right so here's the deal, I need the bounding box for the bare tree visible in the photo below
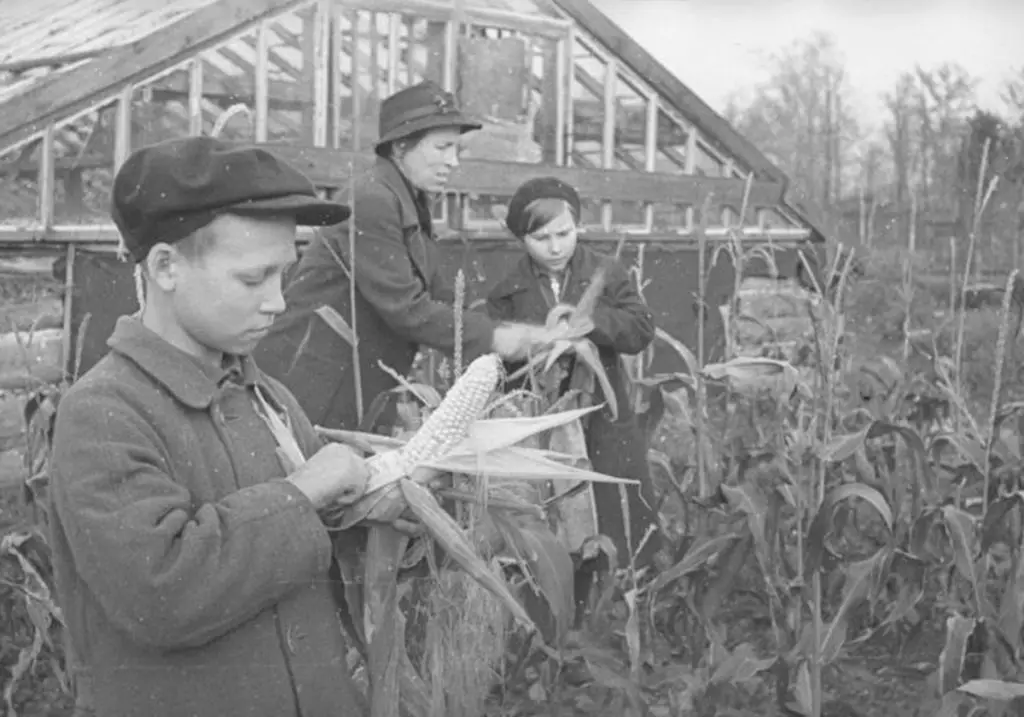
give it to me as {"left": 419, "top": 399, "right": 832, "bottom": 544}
{"left": 725, "top": 31, "right": 860, "bottom": 212}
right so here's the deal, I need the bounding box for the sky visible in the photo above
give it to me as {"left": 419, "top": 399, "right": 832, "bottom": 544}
{"left": 591, "top": 0, "right": 1024, "bottom": 132}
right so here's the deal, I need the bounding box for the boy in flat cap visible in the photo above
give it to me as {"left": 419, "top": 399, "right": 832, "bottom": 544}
{"left": 48, "top": 136, "right": 373, "bottom": 717}
{"left": 487, "top": 177, "right": 663, "bottom": 582}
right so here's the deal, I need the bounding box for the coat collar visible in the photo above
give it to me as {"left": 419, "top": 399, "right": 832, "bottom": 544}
{"left": 491, "top": 245, "right": 595, "bottom": 300}
{"left": 107, "top": 315, "right": 262, "bottom": 410}
{"left": 372, "top": 156, "right": 432, "bottom": 231}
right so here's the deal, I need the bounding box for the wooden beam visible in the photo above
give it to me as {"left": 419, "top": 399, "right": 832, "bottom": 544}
{"left": 553, "top": 0, "right": 829, "bottom": 242}
{"left": 0, "top": 0, "right": 309, "bottom": 151}
{"left": 335, "top": 0, "right": 569, "bottom": 38}
{"left": 259, "top": 144, "right": 787, "bottom": 208}
{"left": 0, "top": 223, "right": 812, "bottom": 247}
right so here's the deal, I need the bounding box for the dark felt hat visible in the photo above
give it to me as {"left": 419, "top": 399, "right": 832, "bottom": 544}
{"left": 111, "top": 136, "right": 351, "bottom": 262}
{"left": 374, "top": 80, "right": 482, "bottom": 153}
{"left": 504, "top": 177, "right": 582, "bottom": 238}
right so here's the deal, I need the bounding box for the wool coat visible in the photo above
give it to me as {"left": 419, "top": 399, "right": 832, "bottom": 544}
{"left": 253, "top": 157, "right": 496, "bottom": 432}
{"left": 47, "top": 316, "right": 366, "bottom": 717}
{"left": 486, "top": 245, "right": 662, "bottom": 567}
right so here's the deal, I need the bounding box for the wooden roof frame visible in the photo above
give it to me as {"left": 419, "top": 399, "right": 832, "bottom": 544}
{"left": 550, "top": 0, "right": 828, "bottom": 241}
{"left": 0, "top": 0, "right": 828, "bottom": 243}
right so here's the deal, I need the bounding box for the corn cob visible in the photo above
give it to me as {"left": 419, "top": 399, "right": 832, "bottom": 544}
{"left": 370, "top": 352, "right": 501, "bottom": 490}
{"left": 324, "top": 353, "right": 502, "bottom": 530}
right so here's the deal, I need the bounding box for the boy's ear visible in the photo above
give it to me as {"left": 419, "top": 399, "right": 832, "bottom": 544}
{"left": 144, "top": 243, "right": 182, "bottom": 292}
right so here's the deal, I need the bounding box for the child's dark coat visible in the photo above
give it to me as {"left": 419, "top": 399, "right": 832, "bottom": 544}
{"left": 486, "top": 245, "right": 662, "bottom": 568}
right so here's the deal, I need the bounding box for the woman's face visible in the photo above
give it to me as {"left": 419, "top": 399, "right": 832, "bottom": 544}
{"left": 395, "top": 127, "right": 463, "bottom": 193}
{"left": 522, "top": 207, "right": 578, "bottom": 275}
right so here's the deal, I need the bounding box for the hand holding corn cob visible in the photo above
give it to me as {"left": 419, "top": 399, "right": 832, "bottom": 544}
{"left": 286, "top": 442, "right": 372, "bottom": 510}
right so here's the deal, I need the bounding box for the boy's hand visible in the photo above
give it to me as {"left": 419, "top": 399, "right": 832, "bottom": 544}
{"left": 287, "top": 443, "right": 371, "bottom": 509}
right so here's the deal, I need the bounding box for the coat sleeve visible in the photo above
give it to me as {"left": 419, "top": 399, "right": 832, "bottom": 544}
{"left": 587, "top": 261, "right": 656, "bottom": 355}
{"left": 322, "top": 188, "right": 496, "bottom": 360}
{"left": 48, "top": 383, "right": 334, "bottom": 651}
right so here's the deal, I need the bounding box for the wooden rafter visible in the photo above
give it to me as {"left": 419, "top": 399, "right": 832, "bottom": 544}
{"left": 0, "top": 0, "right": 311, "bottom": 151}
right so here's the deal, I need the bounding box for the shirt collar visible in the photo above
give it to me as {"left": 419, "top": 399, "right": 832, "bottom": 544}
{"left": 106, "top": 315, "right": 262, "bottom": 410}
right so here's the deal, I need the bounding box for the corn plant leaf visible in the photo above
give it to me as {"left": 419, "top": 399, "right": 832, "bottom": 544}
{"left": 543, "top": 339, "right": 576, "bottom": 372}
{"left": 702, "top": 356, "right": 799, "bottom": 397}
{"left": 931, "top": 431, "right": 986, "bottom": 473}
{"left": 720, "top": 483, "right": 779, "bottom": 579}
{"left": 1000, "top": 546, "right": 1024, "bottom": 658}
{"left": 938, "top": 614, "right": 977, "bottom": 695}
{"left": 942, "top": 506, "right": 981, "bottom": 613}
{"left": 981, "top": 492, "right": 1024, "bottom": 555}
{"left": 806, "top": 483, "right": 894, "bottom": 574}
{"left": 819, "top": 549, "right": 890, "bottom": 665}
{"left": 572, "top": 338, "right": 618, "bottom": 421}
{"left": 424, "top": 446, "right": 639, "bottom": 485}
{"left": 655, "top": 327, "right": 700, "bottom": 380}
{"left": 792, "top": 661, "right": 813, "bottom": 716}
{"left": 463, "top": 404, "right": 601, "bottom": 453}
{"left": 698, "top": 533, "right": 754, "bottom": 624}
{"left": 314, "top": 305, "right": 357, "bottom": 348}
{"left": 819, "top": 424, "right": 871, "bottom": 463}
{"left": 644, "top": 532, "right": 741, "bottom": 596}
{"left": 492, "top": 511, "right": 575, "bottom": 647}
{"left": 503, "top": 512, "right": 577, "bottom": 647}
{"left": 957, "top": 678, "right": 1024, "bottom": 699}
{"left": 710, "top": 642, "right": 776, "bottom": 685}
{"left": 398, "top": 478, "right": 537, "bottom": 633}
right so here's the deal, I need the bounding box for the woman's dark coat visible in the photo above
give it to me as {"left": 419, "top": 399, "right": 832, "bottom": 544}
{"left": 254, "top": 157, "right": 496, "bottom": 432}
{"left": 486, "top": 245, "right": 662, "bottom": 568}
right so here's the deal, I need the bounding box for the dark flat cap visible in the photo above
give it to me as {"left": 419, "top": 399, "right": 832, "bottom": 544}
{"left": 111, "top": 136, "right": 351, "bottom": 262}
{"left": 505, "top": 177, "right": 581, "bottom": 238}
{"left": 374, "top": 80, "right": 481, "bottom": 153}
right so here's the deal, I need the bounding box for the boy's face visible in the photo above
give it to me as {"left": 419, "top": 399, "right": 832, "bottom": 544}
{"left": 160, "top": 213, "right": 298, "bottom": 363}
{"left": 522, "top": 207, "right": 578, "bottom": 274}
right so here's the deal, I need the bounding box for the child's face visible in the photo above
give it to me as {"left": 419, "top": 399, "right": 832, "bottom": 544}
{"left": 163, "top": 214, "right": 298, "bottom": 363}
{"left": 523, "top": 207, "right": 578, "bottom": 274}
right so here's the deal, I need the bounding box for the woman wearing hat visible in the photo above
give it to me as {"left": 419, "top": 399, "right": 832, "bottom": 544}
{"left": 486, "top": 177, "right": 663, "bottom": 580}
{"left": 255, "top": 80, "right": 553, "bottom": 433}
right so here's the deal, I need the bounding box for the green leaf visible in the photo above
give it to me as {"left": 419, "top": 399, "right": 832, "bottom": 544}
{"left": 806, "top": 483, "right": 894, "bottom": 574}
{"left": 942, "top": 506, "right": 980, "bottom": 611}
{"left": 702, "top": 356, "right": 799, "bottom": 397}
{"left": 314, "top": 305, "right": 358, "bottom": 347}
{"left": 792, "top": 661, "right": 813, "bottom": 716}
{"left": 464, "top": 405, "right": 602, "bottom": 453}
{"left": 427, "top": 446, "right": 640, "bottom": 485}
{"left": 710, "top": 642, "right": 776, "bottom": 685}
{"left": 981, "top": 492, "right": 1024, "bottom": 554}
{"left": 572, "top": 339, "right": 619, "bottom": 421}
{"left": 644, "top": 533, "right": 741, "bottom": 596}
{"left": 819, "top": 550, "right": 889, "bottom": 665}
{"left": 819, "top": 424, "right": 870, "bottom": 463}
{"left": 938, "top": 614, "right": 977, "bottom": 695}
{"left": 655, "top": 327, "right": 701, "bottom": 381}
{"left": 957, "top": 678, "right": 1024, "bottom": 699}
{"left": 719, "top": 483, "right": 774, "bottom": 572}
{"left": 492, "top": 511, "right": 575, "bottom": 648}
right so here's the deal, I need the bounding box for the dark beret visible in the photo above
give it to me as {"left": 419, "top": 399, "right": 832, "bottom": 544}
{"left": 111, "top": 136, "right": 351, "bottom": 262}
{"left": 504, "top": 177, "right": 581, "bottom": 238}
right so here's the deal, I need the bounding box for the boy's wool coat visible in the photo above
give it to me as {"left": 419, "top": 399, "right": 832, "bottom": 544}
{"left": 48, "top": 316, "right": 366, "bottom": 717}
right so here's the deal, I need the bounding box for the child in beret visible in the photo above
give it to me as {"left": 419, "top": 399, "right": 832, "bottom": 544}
{"left": 486, "top": 177, "right": 663, "bottom": 586}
